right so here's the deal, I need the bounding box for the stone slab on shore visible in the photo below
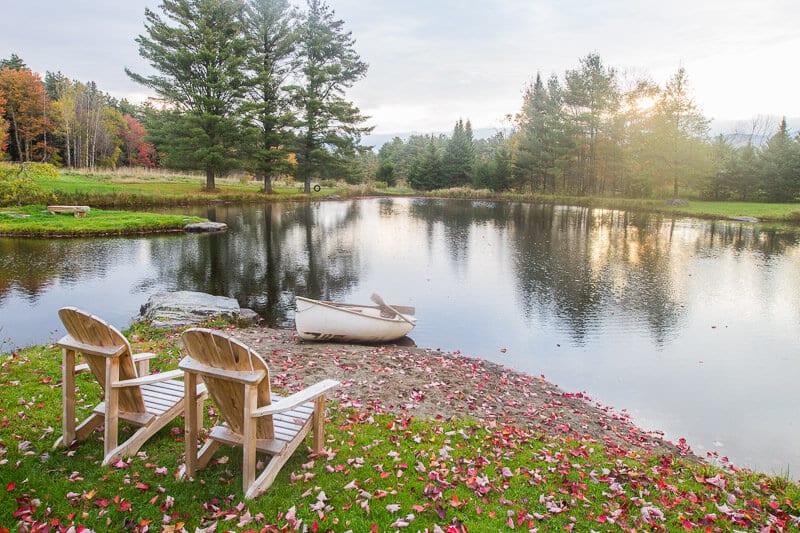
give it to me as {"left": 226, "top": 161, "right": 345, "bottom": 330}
{"left": 138, "top": 290, "right": 257, "bottom": 329}
{"left": 184, "top": 221, "right": 228, "bottom": 233}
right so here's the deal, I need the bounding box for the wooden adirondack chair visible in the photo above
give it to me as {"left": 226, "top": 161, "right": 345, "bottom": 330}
{"left": 179, "top": 328, "right": 339, "bottom": 499}
{"left": 53, "top": 307, "right": 207, "bottom": 465}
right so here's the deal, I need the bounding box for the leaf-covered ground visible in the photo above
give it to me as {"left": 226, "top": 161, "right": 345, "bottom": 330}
{"left": 1, "top": 325, "right": 798, "bottom": 532}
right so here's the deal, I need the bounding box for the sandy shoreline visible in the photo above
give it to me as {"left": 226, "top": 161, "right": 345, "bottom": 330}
{"left": 226, "top": 326, "right": 694, "bottom": 462}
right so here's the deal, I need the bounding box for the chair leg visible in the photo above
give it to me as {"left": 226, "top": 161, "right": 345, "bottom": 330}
{"left": 74, "top": 412, "right": 105, "bottom": 442}
{"left": 242, "top": 384, "right": 258, "bottom": 496}
{"left": 184, "top": 373, "right": 199, "bottom": 479}
{"left": 195, "top": 439, "right": 222, "bottom": 470}
{"left": 60, "top": 348, "right": 77, "bottom": 449}
{"left": 312, "top": 396, "right": 327, "bottom": 453}
{"left": 244, "top": 422, "right": 313, "bottom": 500}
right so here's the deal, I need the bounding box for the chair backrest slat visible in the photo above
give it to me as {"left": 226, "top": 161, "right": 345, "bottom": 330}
{"left": 182, "top": 328, "right": 274, "bottom": 439}
{"left": 58, "top": 307, "right": 145, "bottom": 413}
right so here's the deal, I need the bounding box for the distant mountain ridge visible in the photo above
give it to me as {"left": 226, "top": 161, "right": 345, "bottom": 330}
{"left": 362, "top": 118, "right": 799, "bottom": 150}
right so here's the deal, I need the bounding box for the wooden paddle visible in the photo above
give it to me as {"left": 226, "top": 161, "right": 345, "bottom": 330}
{"left": 370, "top": 293, "right": 416, "bottom": 325}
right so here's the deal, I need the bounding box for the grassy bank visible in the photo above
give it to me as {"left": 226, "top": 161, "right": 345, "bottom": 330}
{"left": 0, "top": 205, "right": 206, "bottom": 237}
{"left": 1, "top": 325, "right": 798, "bottom": 532}
{"left": 4, "top": 165, "right": 797, "bottom": 222}
{"left": 34, "top": 169, "right": 364, "bottom": 208}
{"left": 417, "top": 188, "right": 800, "bottom": 223}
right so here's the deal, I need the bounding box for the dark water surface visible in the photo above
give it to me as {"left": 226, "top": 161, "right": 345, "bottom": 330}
{"left": 1, "top": 198, "right": 798, "bottom": 476}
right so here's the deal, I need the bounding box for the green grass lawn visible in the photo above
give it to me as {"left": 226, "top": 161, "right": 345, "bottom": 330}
{"left": 1, "top": 327, "right": 798, "bottom": 532}
{"left": 661, "top": 200, "right": 800, "bottom": 221}
{"left": 32, "top": 170, "right": 339, "bottom": 208}
{"left": 0, "top": 205, "right": 206, "bottom": 237}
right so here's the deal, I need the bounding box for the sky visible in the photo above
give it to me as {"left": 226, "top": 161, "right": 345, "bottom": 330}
{"left": 2, "top": 0, "right": 799, "bottom": 137}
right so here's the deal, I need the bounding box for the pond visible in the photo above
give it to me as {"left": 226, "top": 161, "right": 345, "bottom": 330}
{"left": 1, "top": 198, "right": 798, "bottom": 477}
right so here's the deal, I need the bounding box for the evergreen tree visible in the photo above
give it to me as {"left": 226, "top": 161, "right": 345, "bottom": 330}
{"left": 760, "top": 118, "right": 800, "bottom": 201}
{"left": 0, "top": 54, "right": 26, "bottom": 70}
{"left": 513, "top": 73, "right": 548, "bottom": 191}
{"left": 442, "top": 118, "right": 474, "bottom": 187}
{"left": 513, "top": 73, "right": 569, "bottom": 193}
{"left": 406, "top": 137, "right": 443, "bottom": 191}
{"left": 241, "top": 0, "right": 298, "bottom": 193}
{"left": 292, "top": 0, "right": 370, "bottom": 193}
{"left": 126, "top": 0, "right": 249, "bottom": 190}
{"left": 563, "top": 53, "right": 619, "bottom": 194}
{"left": 650, "top": 68, "right": 710, "bottom": 198}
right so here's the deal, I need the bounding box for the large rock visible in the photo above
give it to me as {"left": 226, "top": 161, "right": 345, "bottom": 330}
{"left": 138, "top": 290, "right": 257, "bottom": 329}
{"left": 184, "top": 221, "right": 228, "bottom": 233}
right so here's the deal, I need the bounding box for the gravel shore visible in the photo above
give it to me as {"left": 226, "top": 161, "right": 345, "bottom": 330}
{"left": 226, "top": 326, "right": 694, "bottom": 462}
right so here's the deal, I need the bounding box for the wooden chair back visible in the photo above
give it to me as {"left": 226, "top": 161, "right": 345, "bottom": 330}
{"left": 58, "top": 306, "right": 145, "bottom": 413}
{"left": 181, "top": 329, "right": 274, "bottom": 439}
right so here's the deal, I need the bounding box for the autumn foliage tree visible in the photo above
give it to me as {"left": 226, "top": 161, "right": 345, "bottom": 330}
{"left": 0, "top": 67, "right": 54, "bottom": 162}
{"left": 0, "top": 88, "right": 8, "bottom": 157}
{"left": 120, "top": 114, "right": 156, "bottom": 167}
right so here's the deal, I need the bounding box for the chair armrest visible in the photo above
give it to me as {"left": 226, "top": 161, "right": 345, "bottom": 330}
{"left": 132, "top": 352, "right": 157, "bottom": 362}
{"left": 178, "top": 356, "right": 266, "bottom": 385}
{"left": 111, "top": 369, "right": 184, "bottom": 388}
{"left": 57, "top": 335, "right": 126, "bottom": 358}
{"left": 74, "top": 363, "right": 91, "bottom": 374}
{"left": 253, "top": 379, "right": 339, "bottom": 417}
{"left": 132, "top": 352, "right": 156, "bottom": 375}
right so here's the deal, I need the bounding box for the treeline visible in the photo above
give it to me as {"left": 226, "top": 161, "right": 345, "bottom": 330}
{"left": 3, "top": 3, "right": 799, "bottom": 202}
{"left": 1, "top": 0, "right": 369, "bottom": 193}
{"left": 0, "top": 54, "right": 155, "bottom": 169}
{"left": 377, "top": 54, "right": 800, "bottom": 202}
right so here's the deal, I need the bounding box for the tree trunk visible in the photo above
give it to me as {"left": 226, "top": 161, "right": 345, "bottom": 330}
{"left": 263, "top": 174, "right": 273, "bottom": 194}
{"left": 206, "top": 168, "right": 216, "bottom": 190}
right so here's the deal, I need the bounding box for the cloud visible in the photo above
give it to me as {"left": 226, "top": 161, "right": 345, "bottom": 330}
{"left": 2, "top": 0, "right": 798, "bottom": 133}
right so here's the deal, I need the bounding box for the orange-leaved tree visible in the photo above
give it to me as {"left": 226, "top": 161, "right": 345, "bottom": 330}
{"left": 120, "top": 114, "right": 156, "bottom": 168}
{"left": 0, "top": 88, "right": 8, "bottom": 157}
{"left": 0, "top": 67, "right": 54, "bottom": 162}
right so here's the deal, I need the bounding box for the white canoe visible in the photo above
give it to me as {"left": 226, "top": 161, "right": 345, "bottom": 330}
{"left": 294, "top": 296, "right": 417, "bottom": 343}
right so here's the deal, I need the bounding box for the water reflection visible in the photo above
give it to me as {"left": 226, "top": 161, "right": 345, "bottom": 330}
{"left": 1, "top": 198, "right": 799, "bottom": 475}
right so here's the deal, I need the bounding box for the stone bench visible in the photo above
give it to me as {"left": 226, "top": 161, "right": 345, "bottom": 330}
{"left": 47, "top": 205, "right": 90, "bottom": 218}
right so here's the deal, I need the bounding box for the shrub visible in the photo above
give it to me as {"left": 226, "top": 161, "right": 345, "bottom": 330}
{"left": 0, "top": 163, "right": 56, "bottom": 206}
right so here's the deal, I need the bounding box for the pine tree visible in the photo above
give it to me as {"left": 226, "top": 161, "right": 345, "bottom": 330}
{"left": 241, "top": 0, "right": 298, "bottom": 193}
{"left": 760, "top": 118, "right": 799, "bottom": 201}
{"left": 126, "top": 0, "right": 249, "bottom": 190}
{"left": 407, "top": 137, "right": 443, "bottom": 191}
{"left": 292, "top": 0, "right": 370, "bottom": 193}
{"left": 442, "top": 118, "right": 475, "bottom": 187}
{"left": 651, "top": 67, "right": 710, "bottom": 198}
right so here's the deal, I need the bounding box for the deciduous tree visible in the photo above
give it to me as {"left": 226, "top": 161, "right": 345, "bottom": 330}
{"left": 0, "top": 89, "right": 8, "bottom": 157}
{"left": 0, "top": 67, "right": 54, "bottom": 162}
{"left": 120, "top": 114, "right": 156, "bottom": 167}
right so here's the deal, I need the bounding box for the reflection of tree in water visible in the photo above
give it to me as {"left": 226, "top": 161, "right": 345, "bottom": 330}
{"left": 700, "top": 221, "right": 800, "bottom": 261}
{"left": 3, "top": 199, "right": 800, "bottom": 341}
{"left": 144, "top": 201, "right": 363, "bottom": 326}
{"left": 510, "top": 205, "right": 687, "bottom": 346}
{"left": 408, "top": 199, "right": 511, "bottom": 264}
{"left": 0, "top": 236, "right": 145, "bottom": 304}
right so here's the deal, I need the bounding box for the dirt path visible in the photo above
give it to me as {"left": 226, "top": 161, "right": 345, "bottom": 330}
{"left": 225, "top": 327, "right": 694, "bottom": 462}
